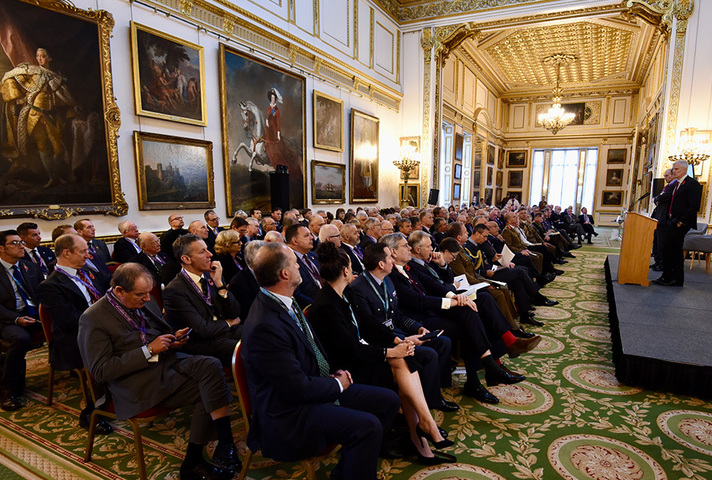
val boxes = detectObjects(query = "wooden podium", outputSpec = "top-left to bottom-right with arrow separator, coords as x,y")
618,212 -> 657,286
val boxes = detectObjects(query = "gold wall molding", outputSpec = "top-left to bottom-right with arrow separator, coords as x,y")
354,0 -> 359,59
662,0 -> 694,167
421,27 -> 434,207
374,0 -> 559,24
139,0 -> 402,109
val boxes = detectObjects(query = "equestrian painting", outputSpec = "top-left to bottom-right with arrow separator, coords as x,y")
219,45 -> 305,216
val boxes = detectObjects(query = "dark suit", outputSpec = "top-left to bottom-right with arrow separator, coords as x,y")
578,214 -> 597,242
160,228 -> 188,261
213,253 -> 244,287
651,180 -> 677,265
112,237 -> 141,263
130,251 -> 170,289
163,272 -> 242,367
341,244 -> 365,275
0,259 -> 43,394
228,268 -> 259,318
657,175 -> 703,284
78,296 -> 231,443
38,267 -> 104,371
87,239 -> 110,266
241,291 -> 399,479
293,250 -> 321,308
84,239 -> 112,291
22,246 -> 55,279
206,227 -> 224,255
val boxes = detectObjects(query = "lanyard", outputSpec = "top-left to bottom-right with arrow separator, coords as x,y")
55,267 -> 102,301
363,271 -> 389,313
181,269 -> 212,306
343,295 -> 363,341
106,289 -> 147,344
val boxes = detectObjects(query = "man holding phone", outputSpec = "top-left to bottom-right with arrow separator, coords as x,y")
0,230 -> 43,411
163,234 -> 242,368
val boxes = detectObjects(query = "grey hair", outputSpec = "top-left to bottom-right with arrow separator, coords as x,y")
378,232 -> 407,250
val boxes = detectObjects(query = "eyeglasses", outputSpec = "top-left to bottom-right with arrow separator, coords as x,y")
3,240 -> 25,246
328,235 -> 341,240
231,241 -> 241,245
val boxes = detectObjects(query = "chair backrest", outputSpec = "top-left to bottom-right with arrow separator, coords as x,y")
38,304 -> 53,343
231,341 -> 252,430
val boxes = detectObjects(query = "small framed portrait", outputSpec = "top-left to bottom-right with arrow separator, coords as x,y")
485,188 -> 493,205
602,190 -> 623,207
474,170 -> 481,188
497,150 -> 504,169
454,163 -> 462,180
486,167 -> 493,185
507,191 -> 522,202
606,168 -> 624,186
134,131 -> 214,210
131,22 -> 207,126
507,150 -> 527,168
313,90 -> 344,152
400,184 -> 419,207
453,183 -> 461,200
607,148 -> 627,164
311,160 -> 345,204
488,144 -> 495,165
496,171 -> 503,187
350,109 -> 380,203
508,170 -> 523,188
454,133 -> 464,162
399,137 -> 421,180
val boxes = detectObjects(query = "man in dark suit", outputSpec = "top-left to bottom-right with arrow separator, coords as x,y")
131,232 -> 170,289
228,241 -> 263,318
0,230 -> 43,410
285,224 -> 322,308
205,210 -> 224,253
347,243 -> 458,412
340,224 -> 366,275
650,168 -> 676,270
112,221 -> 142,263
359,218 -> 381,250
577,207 -> 598,244
38,234 -> 112,433
18,222 -> 55,279
163,235 -> 242,368
241,243 -> 400,480
73,219 -> 112,291
78,263 -> 240,479
161,213 -> 188,262
653,160 -> 703,286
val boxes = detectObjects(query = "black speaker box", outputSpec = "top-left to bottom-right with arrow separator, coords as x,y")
652,178 -> 665,198
427,188 -> 439,205
270,168 -> 290,212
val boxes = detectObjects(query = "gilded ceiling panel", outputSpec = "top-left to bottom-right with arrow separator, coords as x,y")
484,21 -> 634,86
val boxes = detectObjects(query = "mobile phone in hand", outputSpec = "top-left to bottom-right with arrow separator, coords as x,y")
173,328 -> 192,342
419,329 -> 443,341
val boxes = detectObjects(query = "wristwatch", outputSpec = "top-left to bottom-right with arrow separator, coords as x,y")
147,344 -> 153,356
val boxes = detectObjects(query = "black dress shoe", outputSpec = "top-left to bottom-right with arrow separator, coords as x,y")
180,460 -> 233,480
570,244 -> 582,249
520,316 -> 545,327
79,411 -> 114,435
463,382 -> 499,404
652,278 -> 683,287
506,336 -> 542,358
0,394 -> 21,412
563,252 -> 576,258
512,327 -> 535,338
485,366 -> 526,386
533,296 -> 558,306
553,268 -> 565,275
211,442 -> 242,472
434,399 -> 459,412
415,425 -> 454,449
556,258 -> 568,264
586,241 -> 593,245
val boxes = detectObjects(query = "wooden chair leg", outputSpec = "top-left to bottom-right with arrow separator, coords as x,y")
129,419 -> 148,480
706,253 -> 711,274
237,450 -> 253,480
84,410 -> 99,462
46,367 -> 54,406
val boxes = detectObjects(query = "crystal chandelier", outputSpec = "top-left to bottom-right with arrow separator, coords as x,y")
667,127 -> 711,174
538,54 -> 577,135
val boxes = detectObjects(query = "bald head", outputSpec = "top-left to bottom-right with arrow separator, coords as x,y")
188,220 -> 209,239
319,224 -> 341,247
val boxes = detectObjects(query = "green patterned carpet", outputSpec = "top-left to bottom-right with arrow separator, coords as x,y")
1,238 -> 712,479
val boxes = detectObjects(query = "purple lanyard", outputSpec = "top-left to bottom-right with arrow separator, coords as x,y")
106,289 -> 147,344
181,269 -> 213,306
55,267 -> 102,301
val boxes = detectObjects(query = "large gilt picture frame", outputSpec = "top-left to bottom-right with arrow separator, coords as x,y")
219,44 -> 306,215
350,109 -> 379,203
130,22 -> 207,126
313,90 -> 343,152
134,131 -> 214,211
311,160 -> 345,205
0,0 -> 126,219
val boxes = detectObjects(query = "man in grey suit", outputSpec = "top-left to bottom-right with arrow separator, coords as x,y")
78,263 -> 240,480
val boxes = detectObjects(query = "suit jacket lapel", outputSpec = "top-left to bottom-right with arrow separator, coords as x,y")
261,292 -> 317,359
56,271 -> 91,307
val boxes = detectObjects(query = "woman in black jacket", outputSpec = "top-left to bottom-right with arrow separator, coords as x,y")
309,242 -> 455,465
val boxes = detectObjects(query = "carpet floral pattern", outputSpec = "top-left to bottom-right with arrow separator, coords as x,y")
0,247 -> 711,479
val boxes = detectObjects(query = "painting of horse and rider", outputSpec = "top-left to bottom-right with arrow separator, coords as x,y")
219,45 -> 305,216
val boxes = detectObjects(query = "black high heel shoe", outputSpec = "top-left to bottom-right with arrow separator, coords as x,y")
416,425 -> 454,449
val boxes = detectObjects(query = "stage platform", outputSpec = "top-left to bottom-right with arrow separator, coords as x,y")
605,254 -> 712,399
